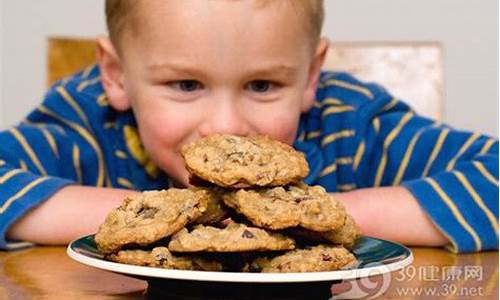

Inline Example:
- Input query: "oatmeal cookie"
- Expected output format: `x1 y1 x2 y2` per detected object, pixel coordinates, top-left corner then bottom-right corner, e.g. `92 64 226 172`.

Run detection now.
168 223 295 252
95 188 209 254
248 245 357 273
181 134 309 188
107 247 223 271
289 215 360 249
193 188 230 225
223 184 346 232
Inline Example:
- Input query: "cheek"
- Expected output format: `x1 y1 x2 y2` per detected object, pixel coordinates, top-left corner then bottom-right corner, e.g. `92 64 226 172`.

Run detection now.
248 107 301 145
132 101 201 169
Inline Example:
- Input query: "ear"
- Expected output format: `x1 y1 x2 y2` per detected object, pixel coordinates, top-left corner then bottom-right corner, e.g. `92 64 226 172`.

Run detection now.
301 38 330 112
96 35 131 111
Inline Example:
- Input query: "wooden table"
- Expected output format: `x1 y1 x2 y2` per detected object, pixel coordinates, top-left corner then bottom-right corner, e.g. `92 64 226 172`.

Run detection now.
0 247 497 299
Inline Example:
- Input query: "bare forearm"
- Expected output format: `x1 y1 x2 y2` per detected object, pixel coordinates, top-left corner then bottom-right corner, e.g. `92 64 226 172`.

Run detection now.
334 186 449 247
6 185 138 245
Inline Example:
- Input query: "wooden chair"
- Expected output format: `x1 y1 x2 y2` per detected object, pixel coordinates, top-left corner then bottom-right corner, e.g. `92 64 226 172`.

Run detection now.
47 37 443 119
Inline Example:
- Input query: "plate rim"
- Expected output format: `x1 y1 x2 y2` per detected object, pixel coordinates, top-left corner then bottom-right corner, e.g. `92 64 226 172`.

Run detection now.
67 235 413 283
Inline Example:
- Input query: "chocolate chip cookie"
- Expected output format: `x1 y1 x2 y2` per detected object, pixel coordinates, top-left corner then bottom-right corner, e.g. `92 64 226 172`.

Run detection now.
95 188 210 254
181 134 309 188
289 215 360 249
193 188 230 225
248 245 357 273
168 223 296 252
222 183 346 232
107 246 223 271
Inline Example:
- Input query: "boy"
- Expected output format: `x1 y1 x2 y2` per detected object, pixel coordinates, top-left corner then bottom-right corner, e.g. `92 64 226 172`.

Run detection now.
1 0 497 253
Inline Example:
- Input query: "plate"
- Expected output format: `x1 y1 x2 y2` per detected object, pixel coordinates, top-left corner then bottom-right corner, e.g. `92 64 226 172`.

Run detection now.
67 235 413 299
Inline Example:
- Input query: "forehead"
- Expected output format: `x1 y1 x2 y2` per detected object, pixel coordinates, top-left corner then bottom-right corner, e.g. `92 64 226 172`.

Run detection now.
121 0 314 69
126 0 312 49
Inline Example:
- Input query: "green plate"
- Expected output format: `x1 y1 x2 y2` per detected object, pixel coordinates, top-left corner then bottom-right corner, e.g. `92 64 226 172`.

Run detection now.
67 234 412 283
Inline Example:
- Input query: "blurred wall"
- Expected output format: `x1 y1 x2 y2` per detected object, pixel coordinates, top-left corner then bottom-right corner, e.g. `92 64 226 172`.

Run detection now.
1 0 498 136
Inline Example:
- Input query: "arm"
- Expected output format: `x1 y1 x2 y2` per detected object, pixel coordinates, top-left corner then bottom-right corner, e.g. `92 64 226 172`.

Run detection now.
0 67 133 249
6 185 137 245
352 98 498 252
311 72 497 252
334 186 449 247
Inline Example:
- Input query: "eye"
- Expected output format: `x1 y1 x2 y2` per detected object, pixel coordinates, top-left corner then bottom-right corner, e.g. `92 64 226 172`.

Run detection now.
247 80 272 93
169 80 203 92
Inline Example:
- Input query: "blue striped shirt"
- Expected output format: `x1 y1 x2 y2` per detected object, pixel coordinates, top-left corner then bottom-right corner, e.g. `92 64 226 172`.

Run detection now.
0 65 497 252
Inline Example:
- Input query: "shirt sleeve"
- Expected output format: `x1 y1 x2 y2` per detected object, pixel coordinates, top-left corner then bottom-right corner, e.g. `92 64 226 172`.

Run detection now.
0 72 108 250
0 124 75 250
353 94 499 253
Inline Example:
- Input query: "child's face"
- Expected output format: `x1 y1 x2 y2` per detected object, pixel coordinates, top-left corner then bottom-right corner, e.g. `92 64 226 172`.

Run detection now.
99 0 327 187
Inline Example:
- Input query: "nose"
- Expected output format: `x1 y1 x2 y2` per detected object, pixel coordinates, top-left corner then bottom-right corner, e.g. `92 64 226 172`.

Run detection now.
198 95 251 137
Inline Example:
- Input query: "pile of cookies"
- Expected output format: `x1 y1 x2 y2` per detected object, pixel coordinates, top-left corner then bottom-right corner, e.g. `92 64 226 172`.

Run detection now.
95 134 360 272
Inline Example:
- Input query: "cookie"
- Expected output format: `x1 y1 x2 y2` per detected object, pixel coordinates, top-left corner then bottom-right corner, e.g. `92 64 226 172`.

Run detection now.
107 247 223 271
223 184 346 232
193 188 230 225
181 134 309 188
289 215 360 249
248 245 357 273
95 188 209 254
168 223 295 252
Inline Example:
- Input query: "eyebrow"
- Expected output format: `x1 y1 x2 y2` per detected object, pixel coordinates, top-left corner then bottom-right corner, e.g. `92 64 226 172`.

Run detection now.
147 62 300 78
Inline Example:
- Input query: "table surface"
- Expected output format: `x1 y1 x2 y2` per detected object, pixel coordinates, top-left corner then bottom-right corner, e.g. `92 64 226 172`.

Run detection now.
0 246 497 300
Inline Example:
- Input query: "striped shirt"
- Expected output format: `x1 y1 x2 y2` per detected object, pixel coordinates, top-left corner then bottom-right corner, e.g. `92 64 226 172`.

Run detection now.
0 65 497 252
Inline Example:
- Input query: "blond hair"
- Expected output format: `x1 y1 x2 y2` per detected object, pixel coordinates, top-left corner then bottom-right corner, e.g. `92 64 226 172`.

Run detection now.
105 0 324 47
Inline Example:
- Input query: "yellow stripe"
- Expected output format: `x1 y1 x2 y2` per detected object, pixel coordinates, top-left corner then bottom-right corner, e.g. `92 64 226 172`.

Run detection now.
106 175 113 188
322 106 354 118
453 171 499 234
115 150 128 159
104 122 116 129
323 98 343 106
353 141 365 171
60 77 71 86
22 120 67 136
40 127 59 158
81 65 94 78
479 138 496 155
298 131 305 142
321 130 355 147
56 86 92 130
0 169 23 184
0 177 50 213
446 133 481 171
306 131 321 139
117 177 135 189
319 79 374 99
73 144 82 184
320 163 337 177
9 128 47 176
37 105 106 187
337 157 353 165
374 112 414 186
381 98 398 112
0 160 5 167
19 160 28 171
422 129 449 176
77 76 101 92
473 161 498 187
393 128 426 185
338 184 356 191
372 118 380 134
313 101 322 109
97 93 109 106
426 178 482 251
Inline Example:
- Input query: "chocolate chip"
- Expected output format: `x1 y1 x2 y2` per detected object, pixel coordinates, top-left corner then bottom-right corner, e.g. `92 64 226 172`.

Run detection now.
138 207 159 219
321 253 332 261
241 229 255 239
